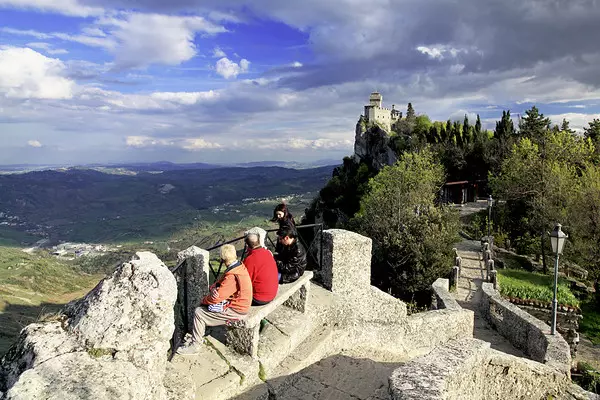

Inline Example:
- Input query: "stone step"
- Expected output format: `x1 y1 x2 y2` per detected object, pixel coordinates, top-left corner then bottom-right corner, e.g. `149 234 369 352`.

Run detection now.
235 323 335 400
257 305 320 376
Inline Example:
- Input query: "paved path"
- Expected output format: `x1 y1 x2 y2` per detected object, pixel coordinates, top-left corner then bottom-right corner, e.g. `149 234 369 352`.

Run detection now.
453 238 525 357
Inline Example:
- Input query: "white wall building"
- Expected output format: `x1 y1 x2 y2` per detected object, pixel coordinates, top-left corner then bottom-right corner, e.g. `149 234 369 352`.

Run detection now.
363 92 401 131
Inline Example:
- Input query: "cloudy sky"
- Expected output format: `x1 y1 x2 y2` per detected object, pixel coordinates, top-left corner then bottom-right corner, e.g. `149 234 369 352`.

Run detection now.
1 0 599 165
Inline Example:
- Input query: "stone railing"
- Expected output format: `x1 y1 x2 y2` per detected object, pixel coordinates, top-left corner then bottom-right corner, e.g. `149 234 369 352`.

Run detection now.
479 283 571 375
431 278 461 311
389 338 590 400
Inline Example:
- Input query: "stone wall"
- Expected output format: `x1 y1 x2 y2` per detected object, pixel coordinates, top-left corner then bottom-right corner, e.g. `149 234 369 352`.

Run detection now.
389 338 596 400
320 230 473 361
431 278 461 311
479 282 571 375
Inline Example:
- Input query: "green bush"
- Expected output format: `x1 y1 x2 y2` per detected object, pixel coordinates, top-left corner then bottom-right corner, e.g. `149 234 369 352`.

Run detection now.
497 269 579 308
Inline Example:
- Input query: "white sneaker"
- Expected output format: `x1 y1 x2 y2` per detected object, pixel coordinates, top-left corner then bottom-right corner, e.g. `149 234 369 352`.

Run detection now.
176 341 201 356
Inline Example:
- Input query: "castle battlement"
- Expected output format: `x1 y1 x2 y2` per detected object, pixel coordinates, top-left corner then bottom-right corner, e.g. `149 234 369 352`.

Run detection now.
363 91 401 131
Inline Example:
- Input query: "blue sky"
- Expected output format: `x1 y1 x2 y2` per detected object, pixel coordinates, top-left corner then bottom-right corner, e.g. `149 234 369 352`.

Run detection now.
0 0 599 165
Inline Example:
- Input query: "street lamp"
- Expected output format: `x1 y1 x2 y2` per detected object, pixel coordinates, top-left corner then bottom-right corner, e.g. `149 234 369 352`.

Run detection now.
487 195 493 239
549 223 568 335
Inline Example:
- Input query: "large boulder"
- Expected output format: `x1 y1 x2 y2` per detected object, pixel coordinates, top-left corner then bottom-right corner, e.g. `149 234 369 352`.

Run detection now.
0 252 179 400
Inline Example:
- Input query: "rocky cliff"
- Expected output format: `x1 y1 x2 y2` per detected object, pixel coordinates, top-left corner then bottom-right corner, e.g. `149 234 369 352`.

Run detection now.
0 252 184 400
353 116 398 170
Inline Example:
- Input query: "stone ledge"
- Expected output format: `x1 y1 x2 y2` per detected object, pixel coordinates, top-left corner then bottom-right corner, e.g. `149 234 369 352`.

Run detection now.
480 282 571 376
389 338 578 400
237 271 314 328
431 278 461 310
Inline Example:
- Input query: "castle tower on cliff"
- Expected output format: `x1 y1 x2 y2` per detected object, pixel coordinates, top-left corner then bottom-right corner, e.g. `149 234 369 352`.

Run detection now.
363 91 401 131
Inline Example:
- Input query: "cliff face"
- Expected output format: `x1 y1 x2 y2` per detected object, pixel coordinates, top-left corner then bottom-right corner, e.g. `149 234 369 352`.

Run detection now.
0 252 184 400
353 117 398 170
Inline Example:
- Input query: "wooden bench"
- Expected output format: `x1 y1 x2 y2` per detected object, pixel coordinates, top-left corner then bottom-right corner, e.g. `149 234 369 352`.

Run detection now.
225 271 313 357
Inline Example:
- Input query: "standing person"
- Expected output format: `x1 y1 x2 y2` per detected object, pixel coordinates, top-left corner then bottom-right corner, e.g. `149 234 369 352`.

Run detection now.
271 203 296 236
177 244 252 355
275 226 307 284
244 232 279 305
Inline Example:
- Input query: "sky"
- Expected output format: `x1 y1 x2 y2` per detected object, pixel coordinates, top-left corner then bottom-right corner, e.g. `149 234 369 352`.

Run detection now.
0 0 600 165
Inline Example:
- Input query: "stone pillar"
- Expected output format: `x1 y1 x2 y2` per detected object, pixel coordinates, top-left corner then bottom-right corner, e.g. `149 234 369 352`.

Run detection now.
321 229 372 297
450 266 459 290
245 226 267 248
484 249 492 262
490 270 497 289
177 246 210 332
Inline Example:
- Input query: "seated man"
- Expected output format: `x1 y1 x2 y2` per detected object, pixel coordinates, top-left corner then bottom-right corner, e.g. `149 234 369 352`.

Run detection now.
275 227 307 284
177 244 252 355
244 232 279 305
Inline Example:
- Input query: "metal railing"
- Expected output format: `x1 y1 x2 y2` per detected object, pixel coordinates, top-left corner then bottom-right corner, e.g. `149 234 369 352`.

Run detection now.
168 223 324 359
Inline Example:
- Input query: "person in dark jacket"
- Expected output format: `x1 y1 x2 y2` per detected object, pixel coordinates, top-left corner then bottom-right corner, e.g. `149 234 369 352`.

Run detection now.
274 226 307 284
271 203 296 236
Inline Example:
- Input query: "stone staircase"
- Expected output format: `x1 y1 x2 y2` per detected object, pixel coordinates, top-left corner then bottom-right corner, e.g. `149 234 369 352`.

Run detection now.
169 284 336 400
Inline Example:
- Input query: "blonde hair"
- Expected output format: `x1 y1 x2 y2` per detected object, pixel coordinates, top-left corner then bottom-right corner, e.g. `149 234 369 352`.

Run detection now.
220 244 237 265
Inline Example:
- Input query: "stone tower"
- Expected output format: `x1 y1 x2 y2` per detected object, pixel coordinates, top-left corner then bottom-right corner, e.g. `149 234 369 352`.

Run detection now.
369 91 382 107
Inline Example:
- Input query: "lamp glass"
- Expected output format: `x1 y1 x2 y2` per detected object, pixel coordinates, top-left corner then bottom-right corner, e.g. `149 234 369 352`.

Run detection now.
550 224 567 255
487 195 493 207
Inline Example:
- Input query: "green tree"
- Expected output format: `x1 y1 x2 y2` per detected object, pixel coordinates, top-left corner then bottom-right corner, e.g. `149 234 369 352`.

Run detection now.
490 130 595 271
568 163 600 288
475 114 482 135
518 106 551 142
584 118 600 146
406 102 416 120
351 150 459 299
560 118 575 134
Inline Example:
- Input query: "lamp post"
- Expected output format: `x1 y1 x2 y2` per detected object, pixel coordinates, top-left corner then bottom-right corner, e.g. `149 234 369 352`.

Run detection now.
487 195 493 239
549 223 568 335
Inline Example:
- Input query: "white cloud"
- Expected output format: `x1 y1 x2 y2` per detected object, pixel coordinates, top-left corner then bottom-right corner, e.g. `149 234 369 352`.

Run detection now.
291 61 303 68
212 46 226 58
0 47 74 99
99 13 227 68
3 13 228 69
215 57 249 79
548 113 599 133
4 27 114 49
47 48 69 55
125 135 222 150
26 42 68 55
81 27 107 37
81 87 220 110
252 138 353 151
0 0 103 17
27 140 42 147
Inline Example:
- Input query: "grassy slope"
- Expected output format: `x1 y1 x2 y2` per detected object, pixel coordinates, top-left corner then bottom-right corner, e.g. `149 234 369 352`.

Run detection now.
0 247 102 355
497 269 580 307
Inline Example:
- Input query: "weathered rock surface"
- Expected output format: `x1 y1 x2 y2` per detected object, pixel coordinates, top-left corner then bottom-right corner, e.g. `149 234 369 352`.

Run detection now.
389 338 588 400
0 251 179 400
353 120 397 170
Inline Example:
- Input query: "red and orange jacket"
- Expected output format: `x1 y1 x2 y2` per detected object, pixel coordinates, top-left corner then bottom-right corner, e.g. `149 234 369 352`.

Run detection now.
201 261 252 314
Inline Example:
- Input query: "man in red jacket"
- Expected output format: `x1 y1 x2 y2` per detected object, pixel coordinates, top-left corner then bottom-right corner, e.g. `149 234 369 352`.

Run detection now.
244 232 278 305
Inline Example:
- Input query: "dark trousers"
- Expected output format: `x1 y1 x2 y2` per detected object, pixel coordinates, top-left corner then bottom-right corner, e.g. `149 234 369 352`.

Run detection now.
252 298 271 306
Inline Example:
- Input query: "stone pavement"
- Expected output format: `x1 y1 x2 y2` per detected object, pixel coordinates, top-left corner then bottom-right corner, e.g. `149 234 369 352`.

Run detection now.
453 238 525 357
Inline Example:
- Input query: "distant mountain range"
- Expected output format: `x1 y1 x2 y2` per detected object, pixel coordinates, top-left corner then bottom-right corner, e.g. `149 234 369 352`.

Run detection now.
0 160 341 174
0 164 337 243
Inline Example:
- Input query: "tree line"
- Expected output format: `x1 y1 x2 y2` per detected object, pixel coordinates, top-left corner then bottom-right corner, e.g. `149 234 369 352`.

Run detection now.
304 102 600 303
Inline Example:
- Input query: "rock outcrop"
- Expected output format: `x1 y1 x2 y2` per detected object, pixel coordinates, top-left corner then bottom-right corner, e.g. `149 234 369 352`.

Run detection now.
0 252 178 400
353 117 397 170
